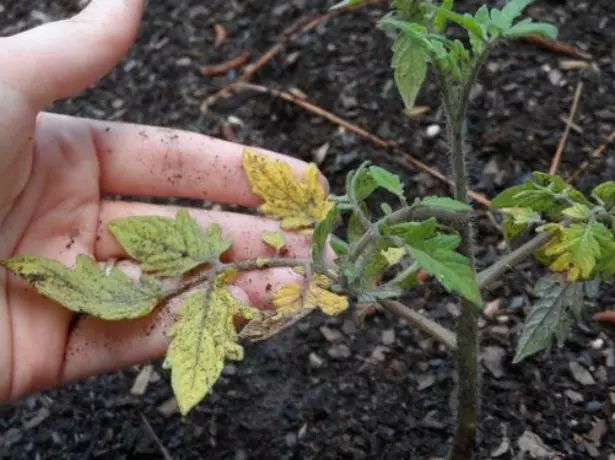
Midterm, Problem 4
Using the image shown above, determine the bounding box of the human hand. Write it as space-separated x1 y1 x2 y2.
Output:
0 0 319 403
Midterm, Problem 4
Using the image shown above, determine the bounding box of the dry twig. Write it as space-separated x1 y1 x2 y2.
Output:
566 129 615 183
200 51 251 76
140 413 173 460
202 0 386 109
549 82 583 175
519 34 593 60
231 82 491 206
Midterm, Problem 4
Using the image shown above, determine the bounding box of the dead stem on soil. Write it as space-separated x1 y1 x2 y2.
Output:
200 51 251 76
519 34 593 60
201 0 387 109
549 82 583 175
140 413 173 460
566 129 615 183
231 81 491 207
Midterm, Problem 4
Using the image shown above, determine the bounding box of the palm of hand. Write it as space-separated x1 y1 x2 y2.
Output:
0 89 312 403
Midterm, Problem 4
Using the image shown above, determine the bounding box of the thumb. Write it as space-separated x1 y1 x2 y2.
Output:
0 0 145 107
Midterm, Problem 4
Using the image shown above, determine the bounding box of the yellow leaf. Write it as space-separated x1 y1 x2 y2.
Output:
163 275 259 415
271 282 303 316
1 254 165 320
271 274 349 318
538 222 614 281
242 148 333 230
381 247 405 266
262 231 286 251
307 275 349 316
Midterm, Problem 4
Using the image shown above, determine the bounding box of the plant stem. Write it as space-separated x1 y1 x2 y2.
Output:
379 299 457 351
477 232 552 289
164 257 312 302
439 51 489 459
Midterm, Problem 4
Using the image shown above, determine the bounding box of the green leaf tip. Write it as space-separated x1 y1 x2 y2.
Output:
513 274 584 363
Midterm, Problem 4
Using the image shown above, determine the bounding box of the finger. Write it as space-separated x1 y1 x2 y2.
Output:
71 114 326 205
0 0 144 106
96 200 314 262
59 261 304 385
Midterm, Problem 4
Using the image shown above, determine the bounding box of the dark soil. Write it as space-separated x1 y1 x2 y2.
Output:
2 1 615 459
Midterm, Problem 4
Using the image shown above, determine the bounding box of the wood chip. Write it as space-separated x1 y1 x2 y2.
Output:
320 326 344 343
313 142 330 165
481 346 506 378
559 59 589 70
131 364 153 396
213 23 227 48
517 430 556 458
586 419 606 446
22 407 50 430
157 397 180 417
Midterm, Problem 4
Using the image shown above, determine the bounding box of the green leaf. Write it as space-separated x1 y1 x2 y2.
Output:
502 216 529 242
499 207 543 241
329 235 349 257
421 196 472 212
379 18 434 54
391 32 429 111
492 173 589 213
561 203 592 220
513 274 584 363
531 172 590 205
466 6 489 54
500 207 543 224
369 166 405 198
421 233 462 252
312 206 339 267
491 182 557 211
388 217 439 244
262 231 286 251
347 214 364 246
352 167 379 201
423 3 485 41
592 181 615 208
500 0 534 24
1 254 165 320
108 210 232 277
502 20 558 39
407 243 482 306
489 8 512 31
163 276 259 415
433 0 454 32
538 222 615 281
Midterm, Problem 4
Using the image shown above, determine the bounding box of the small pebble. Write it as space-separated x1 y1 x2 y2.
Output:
285 432 297 447
585 401 603 413
382 329 396 346
328 344 351 360
426 124 441 137
309 352 324 369
320 326 344 343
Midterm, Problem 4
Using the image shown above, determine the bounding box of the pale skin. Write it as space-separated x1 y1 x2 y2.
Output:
0 0 320 403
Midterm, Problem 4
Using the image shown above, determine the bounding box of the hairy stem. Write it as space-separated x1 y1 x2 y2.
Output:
439 51 489 460
379 299 457 351
477 232 553 289
164 257 313 302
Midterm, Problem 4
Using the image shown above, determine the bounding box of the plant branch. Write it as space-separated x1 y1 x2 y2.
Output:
477 232 553 289
380 299 458 352
163 257 313 303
